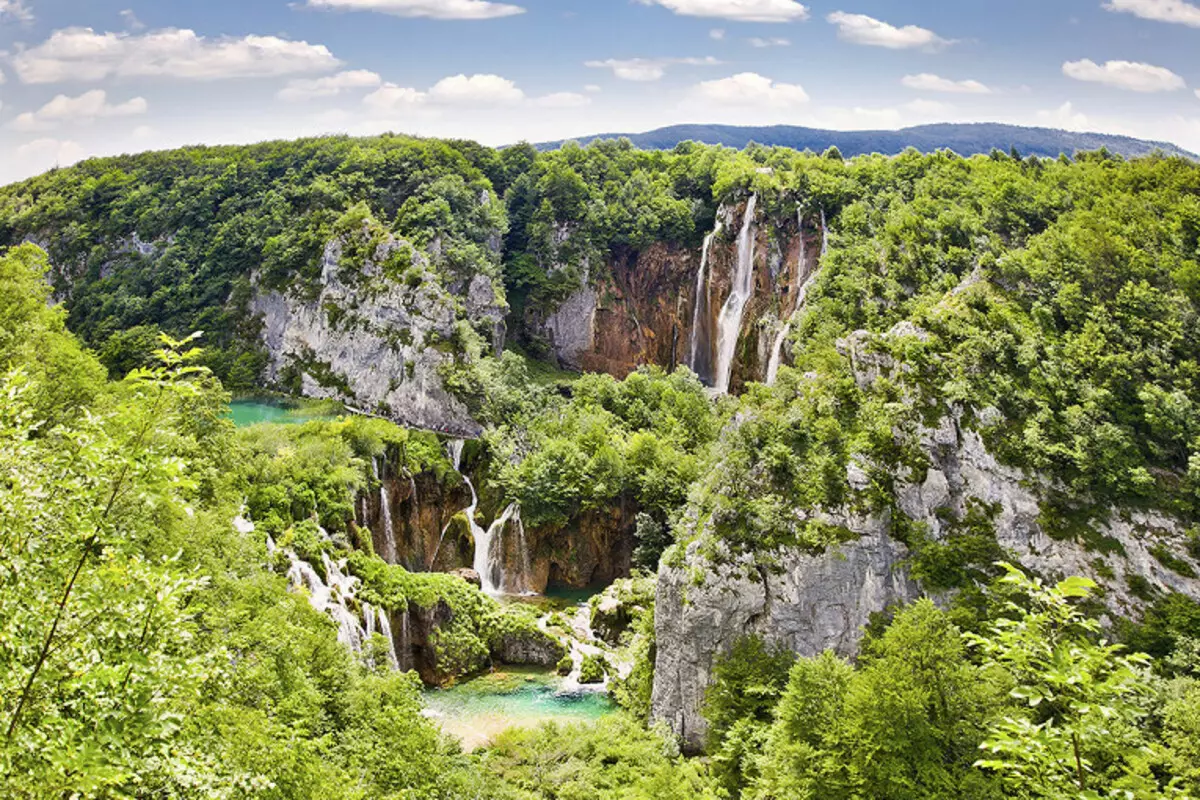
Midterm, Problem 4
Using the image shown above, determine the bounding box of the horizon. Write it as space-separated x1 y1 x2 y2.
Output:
1 0 1199 182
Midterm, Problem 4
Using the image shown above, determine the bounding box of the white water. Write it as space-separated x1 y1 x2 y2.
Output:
713 195 758 395
442 439 527 595
688 223 721 384
473 501 520 595
767 210 823 387
374 456 398 564
821 208 829 257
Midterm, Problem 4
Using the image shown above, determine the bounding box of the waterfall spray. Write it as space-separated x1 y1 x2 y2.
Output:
688 223 721 385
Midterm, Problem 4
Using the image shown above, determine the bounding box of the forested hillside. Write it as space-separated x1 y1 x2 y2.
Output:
4 136 1200 798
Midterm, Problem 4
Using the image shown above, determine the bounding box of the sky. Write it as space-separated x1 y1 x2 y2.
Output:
0 0 1198 183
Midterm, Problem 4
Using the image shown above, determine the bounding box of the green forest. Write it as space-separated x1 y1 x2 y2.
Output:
3 134 1200 799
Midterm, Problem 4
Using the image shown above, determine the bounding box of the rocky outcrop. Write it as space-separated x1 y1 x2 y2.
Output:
528 200 824 390
491 629 567 666
253 233 505 437
651 326 1200 751
357 462 473 573
652 530 920 753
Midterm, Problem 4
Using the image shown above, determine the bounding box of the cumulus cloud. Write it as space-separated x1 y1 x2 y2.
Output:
748 37 790 47
427 73 525 104
1062 59 1185 92
363 73 581 114
1037 101 1090 130
0 0 31 22
304 0 524 19
585 56 720 82
901 73 991 94
635 0 809 22
278 69 381 101
690 72 808 108
12 27 341 84
826 12 950 50
710 28 726 39
1103 0 1200 27
120 9 146 30
531 92 591 108
11 90 148 131
15 138 86 171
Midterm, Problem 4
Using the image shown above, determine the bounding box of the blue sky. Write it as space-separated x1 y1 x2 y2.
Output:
0 0 1198 182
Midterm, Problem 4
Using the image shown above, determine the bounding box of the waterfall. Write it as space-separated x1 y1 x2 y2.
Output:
473 501 520 595
376 456 397 564
447 438 464 472
820 208 829 257
395 608 412 671
713 195 758 395
768 210 822 387
509 507 533 595
376 606 400 670
688 223 722 385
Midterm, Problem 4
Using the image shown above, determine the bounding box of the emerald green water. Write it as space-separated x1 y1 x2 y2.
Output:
226 399 336 428
423 669 615 749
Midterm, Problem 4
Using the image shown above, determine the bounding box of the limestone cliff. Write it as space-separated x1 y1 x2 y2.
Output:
253 233 505 437
650 326 1200 753
529 198 824 391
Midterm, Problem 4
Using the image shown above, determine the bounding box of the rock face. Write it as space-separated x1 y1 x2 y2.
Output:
652 531 920 753
253 233 505 437
651 329 1200 751
651 411 1200 752
528 199 825 390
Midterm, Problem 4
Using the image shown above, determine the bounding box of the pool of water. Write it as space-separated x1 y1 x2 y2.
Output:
423 668 615 750
226 398 337 428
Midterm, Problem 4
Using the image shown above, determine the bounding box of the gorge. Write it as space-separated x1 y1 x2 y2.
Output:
5 133 1200 798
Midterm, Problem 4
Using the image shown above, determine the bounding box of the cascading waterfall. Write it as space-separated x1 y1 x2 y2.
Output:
767 210 822 386
688 223 721 385
376 457 397 564
820 208 829 256
473 502 520 595
441 439 524 595
375 606 400 670
713 195 758 395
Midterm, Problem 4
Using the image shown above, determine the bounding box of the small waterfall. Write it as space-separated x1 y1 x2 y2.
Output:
820 208 829 257
447 438 464 472
714 195 758 395
688 223 722 385
395 608 412 671
376 606 400 670
508 507 534 595
473 501 520 595
377 457 398 564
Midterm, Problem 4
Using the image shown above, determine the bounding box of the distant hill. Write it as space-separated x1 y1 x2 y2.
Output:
538 122 1197 160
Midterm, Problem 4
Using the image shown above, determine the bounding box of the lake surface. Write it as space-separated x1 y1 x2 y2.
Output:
422 668 615 750
227 399 336 428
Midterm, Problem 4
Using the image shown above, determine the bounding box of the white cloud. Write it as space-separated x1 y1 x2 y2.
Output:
278 69 381 101
1036 101 1090 130
903 98 953 116
690 72 808 108
1062 59 1185 92
0 0 32 22
585 56 719 82
15 138 86 172
120 9 146 31
635 0 809 22
584 84 602 93
1103 0 1200 27
531 92 590 108
710 28 726 39
1196 89 1200 100
12 27 341 84
12 90 148 131
826 12 950 50
363 84 426 113
748 37 790 47
304 0 524 19
901 73 990 94
427 73 525 104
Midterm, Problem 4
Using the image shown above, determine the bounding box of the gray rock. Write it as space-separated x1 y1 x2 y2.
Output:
253 234 504 437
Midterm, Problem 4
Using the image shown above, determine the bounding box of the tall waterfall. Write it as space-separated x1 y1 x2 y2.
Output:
820 208 829 257
713 195 758 395
767 210 822 386
688 223 721 385
376 457 397 564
